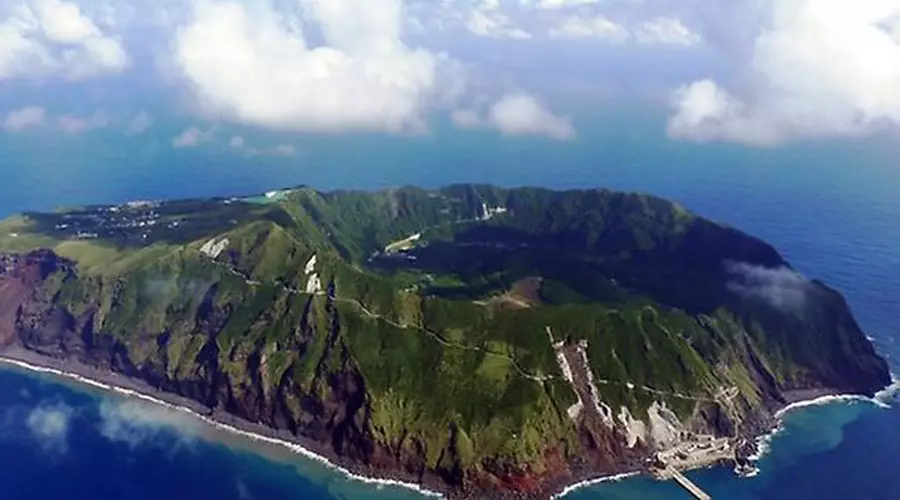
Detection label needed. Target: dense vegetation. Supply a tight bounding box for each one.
[0,184,888,492]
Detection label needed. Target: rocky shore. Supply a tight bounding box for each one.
[0,347,451,498]
[0,346,648,500]
[0,187,892,499]
[3,344,896,499]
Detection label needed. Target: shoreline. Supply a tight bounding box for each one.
[549,472,640,500]
[559,380,900,498]
[0,352,444,499]
[775,392,884,420]
[1,349,896,500]
[748,379,899,464]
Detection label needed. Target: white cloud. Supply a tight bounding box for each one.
[669,0,900,144]
[454,92,575,139]
[172,125,215,148]
[527,0,599,9]
[450,108,484,128]
[227,135,299,156]
[268,143,297,156]
[126,112,153,135]
[37,0,101,43]
[466,9,532,39]
[98,399,202,449]
[635,17,702,46]
[57,111,108,134]
[726,262,811,312]
[171,0,459,134]
[489,93,575,139]
[246,143,300,157]
[3,106,111,134]
[667,80,773,143]
[25,401,74,452]
[3,106,46,130]
[0,0,128,80]
[547,14,701,45]
[550,15,630,41]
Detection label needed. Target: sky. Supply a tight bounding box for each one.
[2,0,900,155]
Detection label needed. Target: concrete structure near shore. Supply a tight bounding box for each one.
[654,461,713,499]
[668,467,712,500]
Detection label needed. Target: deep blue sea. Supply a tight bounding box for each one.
[1,107,898,499]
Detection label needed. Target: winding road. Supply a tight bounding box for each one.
[207,247,739,407]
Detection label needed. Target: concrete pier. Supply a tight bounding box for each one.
[667,467,711,500]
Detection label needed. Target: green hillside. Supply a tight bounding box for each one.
[0,184,888,497]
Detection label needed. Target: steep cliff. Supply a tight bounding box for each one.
[0,185,889,498]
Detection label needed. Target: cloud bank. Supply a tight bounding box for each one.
[171,0,458,134]
[2,105,110,134]
[2,105,46,131]
[0,0,128,80]
[726,262,812,312]
[669,0,900,144]
[5,0,893,147]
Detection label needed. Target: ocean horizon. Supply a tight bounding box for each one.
[1,117,898,499]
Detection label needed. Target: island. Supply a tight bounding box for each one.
[0,184,890,499]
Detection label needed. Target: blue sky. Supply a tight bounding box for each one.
[2,0,900,155]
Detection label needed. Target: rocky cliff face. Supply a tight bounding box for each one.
[0,250,493,493]
[0,185,891,499]
[0,247,889,498]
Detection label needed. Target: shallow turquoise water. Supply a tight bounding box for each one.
[0,111,897,499]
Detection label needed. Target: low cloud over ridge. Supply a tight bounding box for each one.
[726,261,812,312]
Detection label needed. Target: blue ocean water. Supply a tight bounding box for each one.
[0,108,898,499]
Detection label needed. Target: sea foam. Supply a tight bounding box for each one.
[5,355,897,498]
[551,472,640,499]
[0,357,444,498]
[751,378,899,464]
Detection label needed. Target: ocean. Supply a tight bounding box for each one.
[0,108,898,499]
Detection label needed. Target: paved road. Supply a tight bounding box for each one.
[211,252,741,405]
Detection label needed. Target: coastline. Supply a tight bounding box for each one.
[2,347,895,500]
[558,381,899,498]
[748,381,899,464]
[549,472,640,500]
[0,350,444,499]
